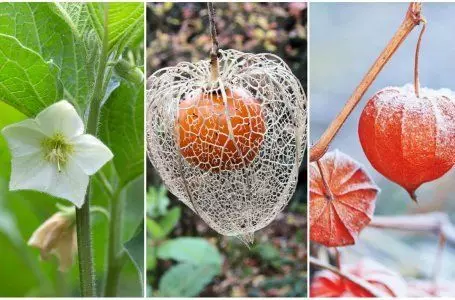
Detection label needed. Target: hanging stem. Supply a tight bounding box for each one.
[310,3,424,162]
[414,18,427,97]
[207,2,219,81]
[75,4,110,297]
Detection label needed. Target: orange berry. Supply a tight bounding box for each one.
[177,87,266,172]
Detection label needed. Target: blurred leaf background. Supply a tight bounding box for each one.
[310,2,455,294]
[0,3,144,296]
[146,2,307,297]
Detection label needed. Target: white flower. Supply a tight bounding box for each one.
[1,100,113,207]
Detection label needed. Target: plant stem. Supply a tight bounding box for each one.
[103,188,127,297]
[75,4,110,297]
[414,18,427,97]
[310,256,389,297]
[207,2,219,81]
[310,3,424,162]
[75,197,96,296]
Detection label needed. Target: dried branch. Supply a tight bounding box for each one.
[310,3,424,162]
[369,212,455,246]
[310,256,389,297]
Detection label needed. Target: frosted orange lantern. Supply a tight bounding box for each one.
[358,84,455,201]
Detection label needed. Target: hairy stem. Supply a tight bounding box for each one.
[310,256,389,297]
[75,197,96,296]
[75,4,110,297]
[103,189,127,297]
[310,3,424,162]
[207,2,219,81]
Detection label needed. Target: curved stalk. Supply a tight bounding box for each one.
[414,18,427,97]
[310,3,424,162]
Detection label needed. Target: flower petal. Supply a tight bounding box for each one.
[53,229,77,272]
[47,160,89,208]
[1,119,46,157]
[9,153,54,192]
[71,134,114,175]
[35,100,84,139]
[10,153,89,207]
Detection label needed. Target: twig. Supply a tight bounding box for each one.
[369,212,455,246]
[414,18,427,97]
[310,256,389,297]
[207,2,219,81]
[310,3,424,162]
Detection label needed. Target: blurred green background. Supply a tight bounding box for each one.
[310,2,455,289]
[0,3,144,297]
[146,2,307,297]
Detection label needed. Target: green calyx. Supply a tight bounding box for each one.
[41,133,74,171]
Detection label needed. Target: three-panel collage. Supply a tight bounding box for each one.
[0,1,454,298]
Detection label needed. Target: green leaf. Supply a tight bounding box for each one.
[147,219,164,240]
[0,34,60,116]
[125,227,144,278]
[147,186,170,218]
[146,205,179,241]
[49,3,98,40]
[87,3,144,51]
[159,207,181,237]
[147,245,157,270]
[0,3,95,112]
[100,80,144,186]
[157,237,223,266]
[158,263,220,297]
[124,226,144,295]
[123,176,145,242]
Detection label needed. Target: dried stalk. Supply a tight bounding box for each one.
[310,3,424,162]
[207,2,219,81]
[369,212,455,246]
[414,18,427,97]
[310,256,389,297]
